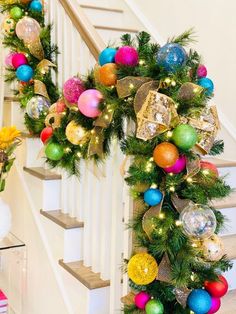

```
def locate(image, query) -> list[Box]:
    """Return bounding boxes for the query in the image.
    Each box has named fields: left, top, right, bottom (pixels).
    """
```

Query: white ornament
left=0, top=198, right=12, bottom=240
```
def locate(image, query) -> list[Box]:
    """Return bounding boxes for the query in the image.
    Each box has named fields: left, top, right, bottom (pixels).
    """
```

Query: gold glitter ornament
left=127, top=253, right=158, bottom=285
left=2, top=17, right=15, bottom=35
left=65, top=121, right=89, bottom=145
left=202, top=234, right=225, bottom=262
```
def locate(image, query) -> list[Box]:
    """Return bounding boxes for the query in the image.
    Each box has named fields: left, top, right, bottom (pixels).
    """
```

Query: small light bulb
left=139, top=59, right=145, bottom=65
left=158, top=228, right=163, bottom=234
left=175, top=220, right=182, bottom=226
left=91, top=130, right=95, bottom=134
left=166, top=131, right=173, bottom=138
left=77, top=152, right=82, bottom=158
left=149, top=157, right=154, bottom=162
left=104, top=114, right=109, bottom=120
left=202, top=169, right=210, bottom=175
left=164, top=77, right=171, bottom=84
left=169, top=186, right=175, bottom=192
left=171, top=80, right=176, bottom=87
left=64, top=147, right=71, bottom=153
left=190, top=272, right=195, bottom=281
left=187, top=177, right=193, bottom=183
left=150, top=183, right=157, bottom=189
left=175, top=103, right=179, bottom=109
left=129, top=83, right=134, bottom=90
left=159, top=213, right=165, bottom=219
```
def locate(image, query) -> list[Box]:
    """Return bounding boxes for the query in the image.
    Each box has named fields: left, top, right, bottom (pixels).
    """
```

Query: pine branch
left=168, top=28, right=197, bottom=46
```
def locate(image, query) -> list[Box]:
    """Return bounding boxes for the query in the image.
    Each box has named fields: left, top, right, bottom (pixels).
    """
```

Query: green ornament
left=172, top=124, right=198, bottom=151
left=145, top=300, right=164, bottom=314
left=45, top=142, right=64, bottom=161
left=10, top=6, right=23, bottom=20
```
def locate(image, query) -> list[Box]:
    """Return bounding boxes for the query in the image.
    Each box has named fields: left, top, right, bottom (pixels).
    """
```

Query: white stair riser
left=3, top=101, right=27, bottom=132
left=25, top=138, right=45, bottom=168
left=219, top=207, right=236, bottom=236
left=96, top=28, right=137, bottom=45
left=78, top=0, right=121, bottom=8
left=83, top=8, right=125, bottom=29
left=64, top=228, right=84, bottom=263
left=224, top=259, right=236, bottom=290
left=218, top=167, right=236, bottom=189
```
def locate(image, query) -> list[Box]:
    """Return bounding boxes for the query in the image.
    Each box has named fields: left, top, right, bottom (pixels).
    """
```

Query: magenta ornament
left=5, top=52, right=17, bottom=67
left=197, top=64, right=207, bottom=78
left=12, top=53, right=28, bottom=69
left=63, top=77, right=85, bottom=103
left=208, top=297, right=221, bottom=314
left=78, top=89, right=103, bottom=118
left=115, top=46, right=139, bottom=67
left=164, top=155, right=186, bottom=174
left=135, top=292, right=151, bottom=310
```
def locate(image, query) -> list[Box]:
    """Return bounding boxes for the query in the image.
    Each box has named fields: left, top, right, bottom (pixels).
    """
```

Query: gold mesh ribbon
left=116, top=76, right=152, bottom=98
left=121, top=292, right=135, bottom=305
left=178, top=82, right=203, bottom=101
left=134, top=80, right=159, bottom=113
left=174, top=287, right=192, bottom=308
left=37, top=59, right=56, bottom=73
left=94, top=104, right=115, bottom=128
left=27, top=38, right=44, bottom=60
left=157, top=253, right=172, bottom=283
left=171, top=194, right=191, bottom=213
left=34, top=80, right=49, bottom=99
left=185, top=155, right=201, bottom=179
left=88, top=127, right=104, bottom=158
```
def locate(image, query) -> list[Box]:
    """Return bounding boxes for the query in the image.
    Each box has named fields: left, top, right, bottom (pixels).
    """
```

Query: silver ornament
left=26, top=96, right=50, bottom=119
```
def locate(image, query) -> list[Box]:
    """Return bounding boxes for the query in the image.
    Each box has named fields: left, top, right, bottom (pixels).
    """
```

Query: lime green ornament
left=145, top=300, right=164, bottom=314
left=10, top=6, right=23, bottom=20
left=45, top=142, right=64, bottom=161
left=172, top=124, right=198, bottom=151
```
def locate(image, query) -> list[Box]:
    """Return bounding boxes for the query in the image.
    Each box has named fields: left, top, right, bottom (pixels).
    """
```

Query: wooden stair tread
left=40, top=210, right=83, bottom=229
left=59, top=259, right=110, bottom=290
left=80, top=4, right=123, bottom=13
left=23, top=167, right=61, bottom=180
left=205, top=158, right=236, bottom=168
left=94, top=25, right=138, bottom=33
left=222, top=234, right=236, bottom=260
left=4, top=96, right=18, bottom=102
left=21, top=132, right=39, bottom=139
left=218, top=290, right=236, bottom=314
left=212, top=191, right=236, bottom=209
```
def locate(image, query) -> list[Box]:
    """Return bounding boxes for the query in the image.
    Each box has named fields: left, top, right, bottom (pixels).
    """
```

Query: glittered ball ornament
left=5, top=52, right=17, bottom=67
left=204, top=275, right=228, bottom=298
left=10, top=6, right=23, bottom=20
left=29, top=0, right=43, bottom=12
left=16, top=64, right=34, bottom=82
left=127, top=253, right=158, bottom=285
left=187, top=289, right=212, bottom=314
left=164, top=155, right=186, bottom=174
left=145, top=299, right=164, bottom=314
left=198, top=77, right=214, bottom=95
left=63, top=77, right=85, bottom=104
left=99, top=63, right=117, bottom=86
left=40, top=127, right=53, bottom=144
left=16, top=16, right=41, bottom=44
left=200, top=161, right=219, bottom=177
left=99, top=47, right=117, bottom=66
left=115, top=46, right=139, bottom=67
left=2, top=18, right=16, bottom=35
left=202, top=234, right=225, bottom=261
left=197, top=64, right=207, bottom=78
left=12, top=53, right=28, bottom=69
left=180, top=203, right=216, bottom=239
left=208, top=297, right=221, bottom=314
left=55, top=99, right=66, bottom=113
left=45, top=142, right=64, bottom=161
left=134, top=291, right=151, bottom=310
left=26, top=96, right=50, bottom=119
left=144, top=188, right=163, bottom=206
left=65, top=121, right=89, bottom=145
left=172, top=124, right=198, bottom=151
left=157, top=43, right=187, bottom=72
left=78, top=89, right=102, bottom=118
left=153, top=142, right=179, bottom=168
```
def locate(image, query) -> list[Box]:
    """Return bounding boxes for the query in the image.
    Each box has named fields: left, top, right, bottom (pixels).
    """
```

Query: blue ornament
left=16, top=65, right=34, bottom=82
left=187, top=289, right=212, bottom=314
left=198, top=77, right=214, bottom=95
left=29, top=0, right=43, bottom=12
left=157, top=43, right=187, bottom=72
left=144, top=188, right=163, bottom=206
left=99, top=48, right=117, bottom=66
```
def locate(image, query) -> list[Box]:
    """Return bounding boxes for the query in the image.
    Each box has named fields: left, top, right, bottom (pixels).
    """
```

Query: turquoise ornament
left=172, top=124, right=198, bottom=151
left=157, top=43, right=187, bottom=72
left=144, top=188, right=163, bottom=206
left=99, top=47, right=117, bottom=66
left=16, top=65, right=34, bottom=82
left=187, top=289, right=212, bottom=314
left=29, top=0, right=43, bottom=12
left=145, top=300, right=164, bottom=314
left=198, top=77, right=214, bottom=95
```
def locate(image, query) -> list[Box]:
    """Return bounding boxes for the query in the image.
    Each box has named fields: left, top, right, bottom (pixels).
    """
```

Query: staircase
left=1, top=0, right=236, bottom=313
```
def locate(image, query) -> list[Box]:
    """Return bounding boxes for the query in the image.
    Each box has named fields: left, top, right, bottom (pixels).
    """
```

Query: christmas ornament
left=5, top=52, right=16, bottom=67
left=65, top=121, right=89, bottom=145
left=99, top=47, right=117, bottom=66
left=40, top=127, right=53, bottom=144
left=12, top=53, right=28, bottom=69
left=197, top=64, right=207, bottom=78
left=200, top=161, right=219, bottom=177
left=187, top=289, right=212, bottom=314
left=29, top=0, right=43, bottom=12
left=45, top=142, right=64, bottom=161
left=202, top=234, right=224, bottom=261
left=179, top=203, right=216, bottom=238
left=198, top=77, right=214, bottom=95
left=55, top=99, right=66, bottom=113
left=145, top=299, right=164, bottom=314
left=208, top=297, right=221, bottom=314
left=16, top=16, right=41, bottom=43
left=204, top=275, right=228, bottom=298
left=2, top=17, right=15, bottom=35
left=26, top=95, right=50, bottom=119
left=99, top=63, right=117, bottom=86
left=115, top=46, right=139, bottom=67
left=10, top=6, right=23, bottom=20
left=144, top=188, right=163, bottom=206
left=127, top=253, right=158, bottom=285
left=78, top=89, right=103, bottom=118
left=16, top=64, right=34, bottom=82
left=0, top=198, right=12, bottom=240
left=63, top=77, right=85, bottom=103
left=164, top=155, right=186, bottom=174
left=134, top=291, right=151, bottom=310
left=178, top=82, right=203, bottom=101
left=153, top=142, right=179, bottom=168
left=157, top=43, right=187, bottom=72
left=172, top=124, right=198, bottom=151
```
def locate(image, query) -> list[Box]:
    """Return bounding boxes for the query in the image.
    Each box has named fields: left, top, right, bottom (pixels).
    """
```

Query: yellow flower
left=0, top=126, right=21, bottom=150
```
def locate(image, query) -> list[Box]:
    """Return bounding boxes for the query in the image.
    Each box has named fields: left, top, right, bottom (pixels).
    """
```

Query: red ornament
left=12, top=53, right=28, bottom=69
left=204, top=275, right=228, bottom=298
left=200, top=161, right=219, bottom=177
left=40, top=127, right=53, bottom=144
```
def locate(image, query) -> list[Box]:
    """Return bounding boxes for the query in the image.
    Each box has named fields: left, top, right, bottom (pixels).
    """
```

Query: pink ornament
left=115, top=46, right=139, bottom=67
left=208, top=297, right=221, bottom=314
left=164, top=155, right=186, bottom=174
left=56, top=100, right=66, bottom=113
left=78, top=89, right=102, bottom=118
left=63, top=77, right=85, bottom=103
left=197, top=65, right=207, bottom=78
left=12, top=53, right=28, bottom=69
left=5, top=52, right=17, bottom=67
left=135, top=292, right=151, bottom=310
